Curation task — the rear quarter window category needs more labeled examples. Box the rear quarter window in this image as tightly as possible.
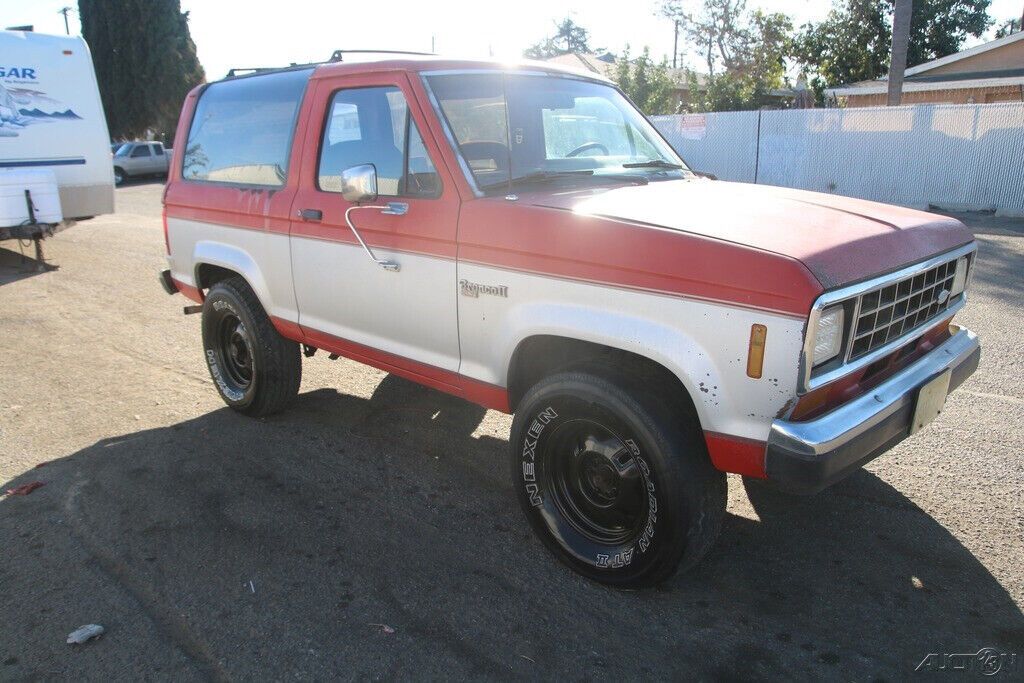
[182,68,312,187]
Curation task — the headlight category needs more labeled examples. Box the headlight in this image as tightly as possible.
[950,256,969,298]
[812,305,845,366]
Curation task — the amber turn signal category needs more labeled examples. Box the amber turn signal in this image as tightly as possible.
[747,324,767,379]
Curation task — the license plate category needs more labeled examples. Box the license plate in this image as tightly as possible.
[911,370,951,434]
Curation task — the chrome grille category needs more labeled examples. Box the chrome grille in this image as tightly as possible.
[849,257,962,361]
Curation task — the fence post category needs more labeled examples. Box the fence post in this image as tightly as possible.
[753,110,762,184]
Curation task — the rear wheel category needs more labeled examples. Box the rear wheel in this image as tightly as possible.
[510,370,726,587]
[201,276,301,416]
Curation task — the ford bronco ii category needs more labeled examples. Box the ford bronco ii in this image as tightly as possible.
[159,54,980,586]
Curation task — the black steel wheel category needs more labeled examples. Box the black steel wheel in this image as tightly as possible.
[215,313,254,390]
[200,276,301,416]
[511,369,726,587]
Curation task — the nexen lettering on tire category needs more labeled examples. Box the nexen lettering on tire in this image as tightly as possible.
[205,299,246,402]
[636,455,658,553]
[521,406,557,508]
[205,348,244,401]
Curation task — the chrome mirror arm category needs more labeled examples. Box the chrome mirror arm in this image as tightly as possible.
[343,203,407,272]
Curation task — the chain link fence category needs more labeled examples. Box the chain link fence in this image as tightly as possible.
[653,102,1024,215]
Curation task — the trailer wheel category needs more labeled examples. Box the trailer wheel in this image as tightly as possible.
[510,370,726,587]
[201,276,301,416]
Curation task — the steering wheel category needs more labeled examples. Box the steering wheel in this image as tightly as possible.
[566,142,610,158]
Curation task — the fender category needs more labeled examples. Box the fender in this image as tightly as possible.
[190,240,276,317]
[468,292,805,442]
[497,302,728,431]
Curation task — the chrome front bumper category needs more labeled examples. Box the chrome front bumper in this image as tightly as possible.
[766,328,980,493]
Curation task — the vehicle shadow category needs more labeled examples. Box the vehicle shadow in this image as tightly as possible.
[2,376,1021,680]
[0,244,55,286]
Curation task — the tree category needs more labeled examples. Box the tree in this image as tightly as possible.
[887,0,913,105]
[524,17,598,58]
[614,46,680,115]
[79,0,205,140]
[670,0,751,76]
[792,0,891,100]
[795,0,992,99]
[665,2,793,112]
[994,17,1021,37]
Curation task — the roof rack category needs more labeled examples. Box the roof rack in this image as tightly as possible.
[328,49,435,62]
[223,50,437,80]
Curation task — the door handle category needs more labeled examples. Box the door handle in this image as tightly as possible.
[298,208,322,221]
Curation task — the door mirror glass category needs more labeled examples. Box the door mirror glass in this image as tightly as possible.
[340,163,378,203]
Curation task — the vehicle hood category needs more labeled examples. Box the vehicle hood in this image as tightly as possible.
[527,179,974,289]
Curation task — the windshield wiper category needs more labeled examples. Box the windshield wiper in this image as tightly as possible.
[482,170,647,190]
[621,159,684,170]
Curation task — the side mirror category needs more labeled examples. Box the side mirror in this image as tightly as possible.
[340,163,378,203]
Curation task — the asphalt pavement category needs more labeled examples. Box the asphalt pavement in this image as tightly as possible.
[1,181,1021,680]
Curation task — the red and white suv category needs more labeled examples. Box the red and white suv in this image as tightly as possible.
[159,55,980,586]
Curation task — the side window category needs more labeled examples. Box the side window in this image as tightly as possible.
[182,68,311,186]
[318,86,439,198]
[152,144,164,156]
[131,145,151,158]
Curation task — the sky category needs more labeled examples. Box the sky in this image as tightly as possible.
[3,0,1022,80]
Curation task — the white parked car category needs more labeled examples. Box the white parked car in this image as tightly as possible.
[112,141,172,185]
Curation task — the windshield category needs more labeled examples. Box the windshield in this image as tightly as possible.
[425,72,689,191]
[113,144,131,157]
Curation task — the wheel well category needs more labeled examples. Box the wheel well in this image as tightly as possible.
[507,335,699,421]
[195,263,241,291]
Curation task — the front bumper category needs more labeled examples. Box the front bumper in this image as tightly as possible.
[766,327,980,494]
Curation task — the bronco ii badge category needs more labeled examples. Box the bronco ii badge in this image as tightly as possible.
[460,279,508,298]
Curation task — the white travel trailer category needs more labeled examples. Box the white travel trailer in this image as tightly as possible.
[0,30,114,243]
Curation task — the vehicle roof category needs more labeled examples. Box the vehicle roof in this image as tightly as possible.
[316,56,612,82]
[220,55,614,84]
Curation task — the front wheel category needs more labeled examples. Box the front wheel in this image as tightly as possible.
[510,371,726,587]
[201,276,301,416]
[113,167,125,186]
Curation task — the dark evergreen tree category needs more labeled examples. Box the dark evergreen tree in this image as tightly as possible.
[79,0,205,140]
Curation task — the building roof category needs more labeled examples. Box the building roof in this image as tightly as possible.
[827,31,1024,97]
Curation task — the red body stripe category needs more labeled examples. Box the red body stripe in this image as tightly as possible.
[704,431,767,478]
[271,316,511,413]
[171,277,203,304]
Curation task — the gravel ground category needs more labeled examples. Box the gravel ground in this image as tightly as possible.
[1,182,1022,680]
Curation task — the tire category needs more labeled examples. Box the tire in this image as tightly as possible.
[201,276,301,416]
[113,167,125,186]
[510,370,726,587]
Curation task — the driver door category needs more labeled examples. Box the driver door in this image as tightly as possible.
[288,72,462,382]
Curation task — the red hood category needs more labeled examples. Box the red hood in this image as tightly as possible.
[527,179,973,289]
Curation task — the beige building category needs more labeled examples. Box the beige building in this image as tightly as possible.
[828,30,1024,107]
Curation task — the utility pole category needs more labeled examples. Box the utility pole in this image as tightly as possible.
[57,6,72,35]
[673,20,679,69]
[887,0,913,106]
